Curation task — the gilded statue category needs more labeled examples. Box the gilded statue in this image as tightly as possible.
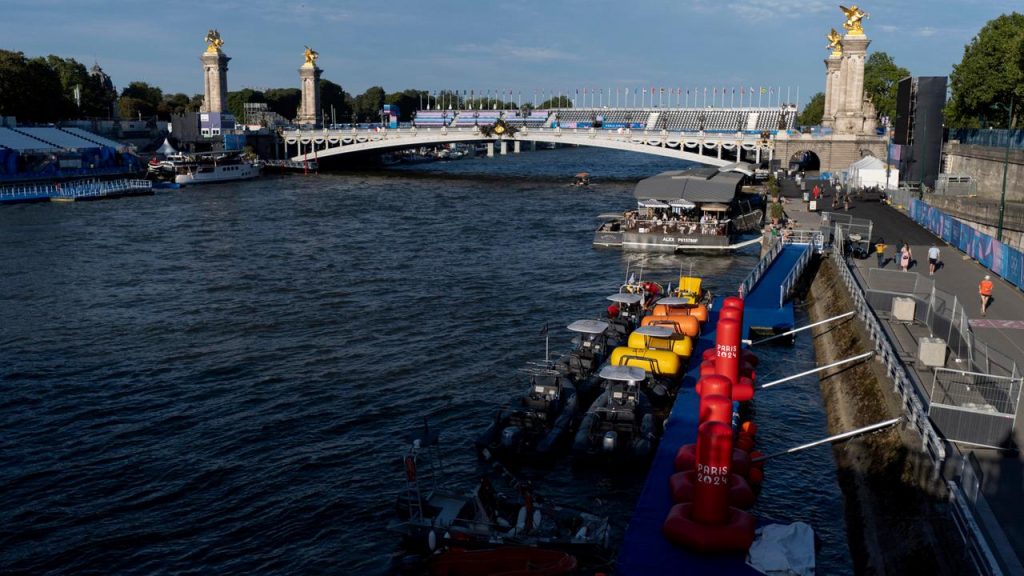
[205,29,224,52]
[826,28,843,57]
[303,45,319,66]
[839,5,868,35]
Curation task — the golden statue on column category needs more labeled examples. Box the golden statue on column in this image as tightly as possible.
[826,28,843,57]
[839,5,868,35]
[303,46,319,66]
[204,29,224,52]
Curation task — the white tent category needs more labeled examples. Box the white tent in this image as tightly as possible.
[847,155,899,189]
[155,138,177,156]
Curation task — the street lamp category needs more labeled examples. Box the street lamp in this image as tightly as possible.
[997,95,1014,242]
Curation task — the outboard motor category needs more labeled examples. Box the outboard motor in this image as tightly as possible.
[502,426,523,448]
[602,430,618,453]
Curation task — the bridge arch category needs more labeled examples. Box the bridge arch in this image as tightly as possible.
[282,127,776,168]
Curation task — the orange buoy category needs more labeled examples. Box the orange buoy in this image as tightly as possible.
[699,393,732,427]
[741,421,758,437]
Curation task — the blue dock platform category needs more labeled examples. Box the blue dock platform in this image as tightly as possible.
[616,243,810,575]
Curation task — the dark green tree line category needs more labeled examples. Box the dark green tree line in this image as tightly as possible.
[946,12,1024,128]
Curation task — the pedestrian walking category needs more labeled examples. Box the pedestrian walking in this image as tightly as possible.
[812,184,821,201]
[875,238,887,267]
[979,274,993,316]
[928,244,940,275]
[899,242,912,271]
[843,192,850,211]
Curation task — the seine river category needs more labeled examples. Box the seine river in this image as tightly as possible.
[0,147,851,574]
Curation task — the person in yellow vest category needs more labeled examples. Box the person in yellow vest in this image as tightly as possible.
[875,238,887,267]
[979,275,993,316]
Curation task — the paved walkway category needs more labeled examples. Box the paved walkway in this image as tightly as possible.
[781,176,1024,571]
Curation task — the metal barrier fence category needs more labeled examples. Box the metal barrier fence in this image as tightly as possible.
[783,228,826,250]
[821,211,873,245]
[832,225,946,463]
[738,235,782,299]
[929,368,1021,449]
[0,178,151,201]
[949,128,1024,151]
[778,242,813,307]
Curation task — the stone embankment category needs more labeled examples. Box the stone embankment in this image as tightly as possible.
[801,256,971,574]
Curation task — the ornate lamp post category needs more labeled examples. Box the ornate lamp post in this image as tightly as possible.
[997,95,1014,242]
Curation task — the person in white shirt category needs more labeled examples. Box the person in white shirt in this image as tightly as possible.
[928,244,940,275]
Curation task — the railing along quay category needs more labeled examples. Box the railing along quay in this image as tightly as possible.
[0,178,151,203]
[738,236,782,299]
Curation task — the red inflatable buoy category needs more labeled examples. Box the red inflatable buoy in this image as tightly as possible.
[714,319,741,391]
[703,348,759,368]
[669,469,757,509]
[722,296,744,311]
[691,421,732,524]
[699,393,732,427]
[662,502,756,553]
[695,374,731,399]
[674,444,752,477]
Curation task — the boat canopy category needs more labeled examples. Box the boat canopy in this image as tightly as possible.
[654,296,692,306]
[607,293,643,305]
[701,203,730,212]
[567,319,610,334]
[597,212,624,219]
[634,325,675,338]
[633,167,743,204]
[718,161,756,176]
[155,138,178,156]
[637,199,669,209]
[669,199,696,210]
[599,365,646,382]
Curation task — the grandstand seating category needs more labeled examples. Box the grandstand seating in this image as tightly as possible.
[453,111,501,127]
[413,111,452,127]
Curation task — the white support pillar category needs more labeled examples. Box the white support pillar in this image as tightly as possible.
[513,141,520,154]
[487,142,494,157]
[500,141,507,155]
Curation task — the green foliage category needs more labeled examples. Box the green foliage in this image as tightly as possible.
[264,88,301,120]
[946,12,1024,128]
[351,86,386,123]
[769,201,785,221]
[538,96,573,108]
[320,79,352,123]
[118,81,163,119]
[0,50,118,121]
[226,88,266,121]
[798,92,824,126]
[863,51,910,121]
[384,89,423,122]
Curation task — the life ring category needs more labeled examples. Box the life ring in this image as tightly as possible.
[404,455,416,482]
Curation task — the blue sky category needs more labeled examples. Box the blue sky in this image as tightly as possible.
[3,0,1019,107]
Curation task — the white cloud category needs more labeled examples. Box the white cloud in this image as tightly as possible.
[694,0,832,20]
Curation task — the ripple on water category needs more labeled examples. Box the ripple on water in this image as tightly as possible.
[0,148,850,574]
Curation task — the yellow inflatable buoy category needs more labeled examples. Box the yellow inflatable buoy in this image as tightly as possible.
[610,346,681,377]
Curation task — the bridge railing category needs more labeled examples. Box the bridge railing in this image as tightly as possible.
[778,242,814,308]
[738,235,782,299]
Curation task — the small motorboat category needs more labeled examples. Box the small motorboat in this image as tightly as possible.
[670,275,713,307]
[572,366,660,463]
[573,172,590,187]
[390,429,611,556]
[475,369,579,462]
[553,319,615,395]
[609,324,685,407]
[429,546,577,576]
[604,293,644,339]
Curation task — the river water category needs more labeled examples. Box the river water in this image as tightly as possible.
[0,147,851,574]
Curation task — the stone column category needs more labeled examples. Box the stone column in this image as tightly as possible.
[822,56,841,129]
[296,64,322,127]
[835,34,871,135]
[200,49,230,113]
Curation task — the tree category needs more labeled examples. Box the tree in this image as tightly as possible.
[320,79,352,124]
[538,96,572,108]
[384,89,422,122]
[351,86,385,123]
[798,92,825,126]
[264,88,301,120]
[946,12,1024,128]
[118,81,163,119]
[226,88,266,121]
[863,51,909,121]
